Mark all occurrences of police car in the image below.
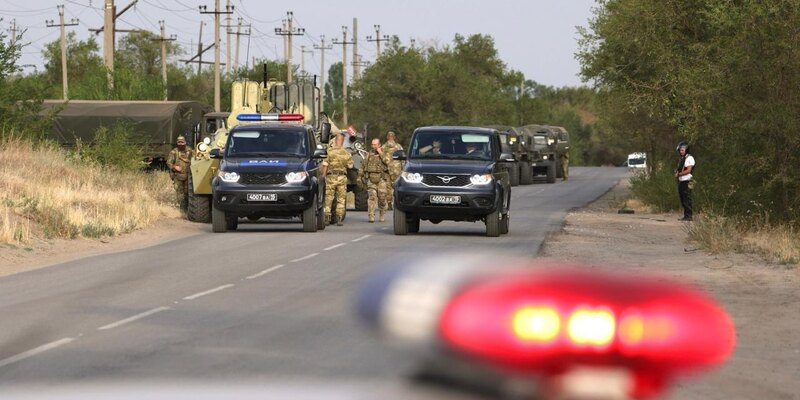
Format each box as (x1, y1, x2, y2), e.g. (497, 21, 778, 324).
(209, 113, 328, 233)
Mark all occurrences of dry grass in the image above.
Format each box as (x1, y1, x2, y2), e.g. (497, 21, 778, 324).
(686, 214, 800, 266)
(0, 138, 180, 244)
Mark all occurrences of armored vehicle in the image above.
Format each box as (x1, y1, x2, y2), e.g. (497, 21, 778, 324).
(521, 124, 558, 184)
(392, 126, 513, 237)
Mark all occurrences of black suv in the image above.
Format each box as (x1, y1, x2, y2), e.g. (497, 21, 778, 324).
(392, 126, 513, 237)
(209, 123, 327, 232)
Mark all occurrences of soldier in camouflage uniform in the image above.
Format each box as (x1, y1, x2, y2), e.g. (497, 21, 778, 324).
(381, 131, 404, 211)
(166, 135, 193, 210)
(361, 138, 392, 223)
(322, 134, 354, 226)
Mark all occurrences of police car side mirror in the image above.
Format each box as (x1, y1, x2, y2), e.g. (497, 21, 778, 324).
(321, 122, 332, 144)
(313, 148, 328, 159)
(392, 149, 406, 160)
(209, 148, 222, 159)
(499, 152, 515, 162)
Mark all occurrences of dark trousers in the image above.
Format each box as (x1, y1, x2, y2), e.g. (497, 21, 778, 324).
(678, 181, 692, 219)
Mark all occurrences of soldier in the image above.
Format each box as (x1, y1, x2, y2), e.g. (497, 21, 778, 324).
(166, 135, 193, 210)
(362, 138, 392, 223)
(381, 131, 404, 210)
(322, 134, 354, 226)
(560, 150, 569, 181)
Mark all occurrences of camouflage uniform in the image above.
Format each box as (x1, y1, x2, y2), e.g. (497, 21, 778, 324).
(361, 149, 391, 222)
(381, 140, 404, 209)
(560, 152, 569, 181)
(323, 142, 354, 225)
(167, 145, 193, 210)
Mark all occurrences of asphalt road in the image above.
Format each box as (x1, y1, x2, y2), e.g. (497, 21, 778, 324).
(0, 167, 627, 392)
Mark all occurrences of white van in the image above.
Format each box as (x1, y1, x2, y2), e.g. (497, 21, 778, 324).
(627, 152, 647, 169)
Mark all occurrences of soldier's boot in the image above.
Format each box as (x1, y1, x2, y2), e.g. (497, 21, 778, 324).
(379, 210, 385, 222)
(325, 214, 332, 225)
(368, 213, 375, 223)
(336, 214, 344, 226)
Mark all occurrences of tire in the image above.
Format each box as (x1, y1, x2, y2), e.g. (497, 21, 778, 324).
(354, 188, 368, 211)
(519, 161, 533, 185)
(212, 204, 227, 233)
(508, 163, 520, 187)
(556, 159, 563, 179)
(302, 196, 318, 232)
(329, 197, 347, 224)
(187, 173, 211, 223)
(409, 217, 420, 233)
(546, 164, 556, 183)
(316, 202, 326, 231)
(485, 210, 500, 237)
(500, 213, 509, 235)
(393, 208, 408, 235)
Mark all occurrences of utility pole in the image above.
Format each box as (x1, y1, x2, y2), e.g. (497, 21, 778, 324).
(200, 1, 234, 112)
(232, 17, 251, 73)
(300, 45, 313, 79)
(8, 19, 18, 48)
(366, 24, 390, 59)
(46, 6, 78, 100)
(352, 18, 359, 80)
(314, 35, 332, 93)
(153, 20, 177, 100)
(90, 0, 141, 96)
(274, 11, 304, 83)
(224, 0, 231, 74)
(332, 26, 355, 126)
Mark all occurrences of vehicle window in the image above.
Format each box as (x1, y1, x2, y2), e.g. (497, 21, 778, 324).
(533, 136, 548, 146)
(409, 131, 493, 160)
(226, 129, 308, 157)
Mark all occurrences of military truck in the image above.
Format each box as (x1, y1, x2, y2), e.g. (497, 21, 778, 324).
(483, 125, 521, 186)
(521, 124, 558, 184)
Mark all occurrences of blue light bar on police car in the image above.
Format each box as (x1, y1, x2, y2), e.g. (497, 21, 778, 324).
(236, 113, 305, 122)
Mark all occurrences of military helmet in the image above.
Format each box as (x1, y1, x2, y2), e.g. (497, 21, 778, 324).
(676, 141, 688, 151)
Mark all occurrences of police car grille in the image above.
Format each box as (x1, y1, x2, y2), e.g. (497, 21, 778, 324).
(422, 174, 471, 187)
(241, 173, 286, 185)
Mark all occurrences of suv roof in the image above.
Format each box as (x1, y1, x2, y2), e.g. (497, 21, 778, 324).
(415, 126, 498, 134)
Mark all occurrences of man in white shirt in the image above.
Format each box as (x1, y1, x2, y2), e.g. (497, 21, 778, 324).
(674, 142, 695, 221)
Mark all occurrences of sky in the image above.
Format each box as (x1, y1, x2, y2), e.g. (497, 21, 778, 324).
(3, 0, 597, 87)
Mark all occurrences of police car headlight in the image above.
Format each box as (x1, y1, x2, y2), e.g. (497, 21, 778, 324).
(285, 171, 308, 183)
(218, 170, 240, 183)
(197, 143, 208, 152)
(470, 174, 493, 185)
(543, 155, 549, 160)
(401, 172, 423, 183)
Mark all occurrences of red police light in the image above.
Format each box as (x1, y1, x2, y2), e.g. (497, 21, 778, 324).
(438, 268, 735, 398)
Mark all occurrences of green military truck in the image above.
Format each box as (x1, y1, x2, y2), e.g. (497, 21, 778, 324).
(548, 125, 570, 179)
(520, 124, 557, 184)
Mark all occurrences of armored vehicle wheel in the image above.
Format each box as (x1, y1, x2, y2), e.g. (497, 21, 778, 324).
(500, 213, 509, 235)
(226, 216, 238, 231)
(212, 205, 227, 233)
(546, 164, 556, 183)
(393, 209, 408, 235)
(556, 159, 563, 179)
(485, 210, 500, 237)
(355, 188, 368, 211)
(409, 216, 420, 233)
(302, 197, 318, 232)
(187, 174, 211, 223)
(508, 164, 520, 186)
(519, 161, 533, 185)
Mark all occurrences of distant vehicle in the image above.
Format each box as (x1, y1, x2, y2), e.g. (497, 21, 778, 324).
(627, 152, 647, 169)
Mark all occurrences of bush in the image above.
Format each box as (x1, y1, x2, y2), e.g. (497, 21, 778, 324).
(629, 164, 680, 213)
(78, 122, 147, 172)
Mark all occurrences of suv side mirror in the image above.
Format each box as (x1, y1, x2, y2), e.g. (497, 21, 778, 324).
(499, 152, 515, 162)
(392, 149, 406, 160)
(209, 148, 222, 159)
(321, 122, 332, 144)
(313, 148, 328, 159)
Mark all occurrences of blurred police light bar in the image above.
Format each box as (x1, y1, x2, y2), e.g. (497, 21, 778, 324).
(236, 113, 305, 122)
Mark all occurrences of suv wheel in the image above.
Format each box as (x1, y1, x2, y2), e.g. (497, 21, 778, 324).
(393, 209, 408, 235)
(485, 210, 500, 237)
(212, 204, 227, 233)
(302, 196, 318, 232)
(500, 213, 510, 235)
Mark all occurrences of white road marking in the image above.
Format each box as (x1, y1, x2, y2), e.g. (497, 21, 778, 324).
(323, 243, 347, 251)
(290, 253, 319, 262)
(0, 338, 75, 368)
(380, 227, 388, 230)
(97, 307, 170, 331)
(183, 284, 235, 300)
(351, 235, 371, 242)
(246, 264, 286, 279)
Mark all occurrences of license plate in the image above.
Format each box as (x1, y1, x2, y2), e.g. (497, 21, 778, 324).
(246, 193, 277, 202)
(430, 195, 461, 204)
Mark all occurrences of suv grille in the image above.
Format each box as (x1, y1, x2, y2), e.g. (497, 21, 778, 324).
(240, 173, 286, 185)
(422, 174, 471, 187)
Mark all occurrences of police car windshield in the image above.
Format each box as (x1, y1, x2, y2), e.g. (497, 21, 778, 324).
(409, 131, 493, 160)
(225, 129, 307, 157)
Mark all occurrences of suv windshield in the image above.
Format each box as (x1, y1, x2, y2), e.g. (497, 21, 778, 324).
(226, 129, 308, 157)
(409, 130, 494, 160)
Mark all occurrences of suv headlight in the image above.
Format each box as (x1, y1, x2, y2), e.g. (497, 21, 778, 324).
(285, 171, 308, 183)
(218, 170, 240, 183)
(401, 171, 423, 183)
(470, 174, 493, 185)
